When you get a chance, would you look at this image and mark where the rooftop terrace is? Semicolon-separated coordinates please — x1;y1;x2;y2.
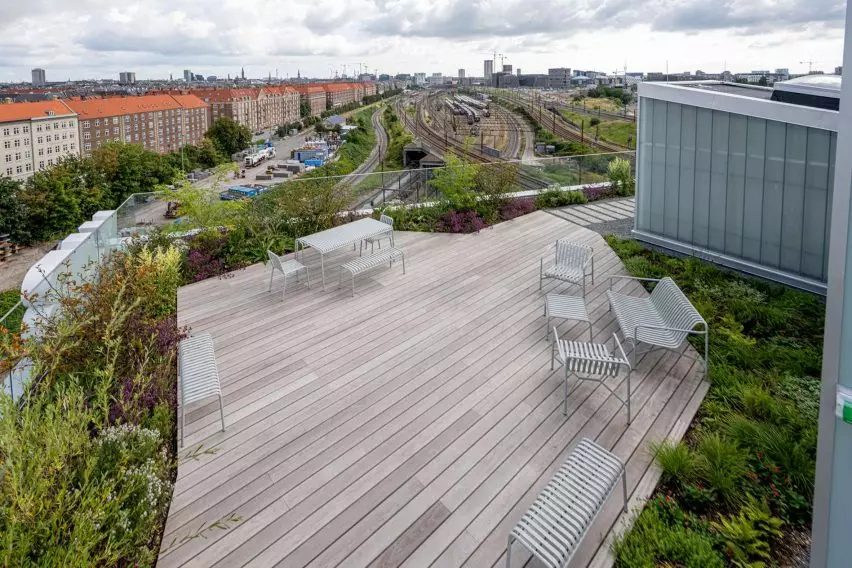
159;211;707;568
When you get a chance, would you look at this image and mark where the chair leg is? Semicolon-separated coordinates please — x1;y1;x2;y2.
282;272;287;300
402;253;406;274
180;403;185;448
506;536;513;568
626;367;632;424
622;470;628;513
351;274;355;297
564;368;569;416
218;394;226;433
268;267;274;291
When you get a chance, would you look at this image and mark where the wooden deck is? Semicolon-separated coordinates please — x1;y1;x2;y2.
160;211;708;568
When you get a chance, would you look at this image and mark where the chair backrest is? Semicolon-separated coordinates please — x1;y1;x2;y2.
555;239;591;267
650;277;706;332
267;250;284;273
379;214;394;228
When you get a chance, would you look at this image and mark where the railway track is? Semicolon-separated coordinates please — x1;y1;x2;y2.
401;94;546;192
493;95;628;153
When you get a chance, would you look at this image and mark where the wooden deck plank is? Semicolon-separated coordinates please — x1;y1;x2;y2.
160;211;707;568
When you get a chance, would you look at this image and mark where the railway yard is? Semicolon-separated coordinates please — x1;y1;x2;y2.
347;87;636;208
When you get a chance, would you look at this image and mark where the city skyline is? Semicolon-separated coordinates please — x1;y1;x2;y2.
0;0;845;82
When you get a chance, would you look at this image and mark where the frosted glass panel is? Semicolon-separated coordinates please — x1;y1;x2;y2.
635;97;835;283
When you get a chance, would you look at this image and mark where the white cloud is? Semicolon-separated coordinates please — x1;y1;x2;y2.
0;0;844;81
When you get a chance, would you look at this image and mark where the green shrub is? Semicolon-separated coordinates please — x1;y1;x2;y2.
613;500;725;568
653;440;695;485
694;433;748;504
590;117;601;127
534;189;587;209
711;497;783;568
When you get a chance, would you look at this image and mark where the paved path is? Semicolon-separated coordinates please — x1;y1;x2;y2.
546;197;635;227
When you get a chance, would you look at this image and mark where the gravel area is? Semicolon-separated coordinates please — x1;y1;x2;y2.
584;217;634;238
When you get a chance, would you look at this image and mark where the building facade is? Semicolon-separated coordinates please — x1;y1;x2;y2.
190;88;258;132
634;79;839;292
294;85;327;117
119;72;136;85
65;94;209;156
484;60;493;82
0;100;78;181
458;69;465;79
548;68;572;88
31;68;46;86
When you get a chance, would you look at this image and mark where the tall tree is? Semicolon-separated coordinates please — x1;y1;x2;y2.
205;117;252;157
300;101;311;118
0;177;28;244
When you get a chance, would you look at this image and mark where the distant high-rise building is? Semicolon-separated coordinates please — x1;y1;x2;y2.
414;73;427;85
836;66;844;75
31;68;46;86
119;72;136;85
241;67;246;80
183;69;192;82
517;68;522;76
194;74;204;82
503;64;512;74
548;68;572;88
484;60;494;81
458;69;465;79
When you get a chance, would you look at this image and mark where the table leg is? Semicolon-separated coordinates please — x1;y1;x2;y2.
321;253;326;291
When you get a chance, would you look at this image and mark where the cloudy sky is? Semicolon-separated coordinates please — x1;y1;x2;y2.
0;0;846;82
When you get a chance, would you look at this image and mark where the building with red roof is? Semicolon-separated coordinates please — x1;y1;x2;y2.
0;99;78;181
64;93;209;156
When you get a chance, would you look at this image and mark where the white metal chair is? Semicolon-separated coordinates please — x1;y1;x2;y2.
551;329;632;422
267;250;309;300
179;333;224;447
362;214;394;255
540;239;594;297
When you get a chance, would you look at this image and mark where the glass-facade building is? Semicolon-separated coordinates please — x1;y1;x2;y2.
634;81;839;293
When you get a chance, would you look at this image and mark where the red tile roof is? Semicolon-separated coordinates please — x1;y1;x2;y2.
0;100;76;123
65;94;185;119
170;94;208;109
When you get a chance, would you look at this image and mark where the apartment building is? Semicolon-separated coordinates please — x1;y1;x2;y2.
294;85;327;116
363;82;377;98
323;83;358;109
170;94;210;148
257;86;300;127
0;100;78;181
65;94;209;156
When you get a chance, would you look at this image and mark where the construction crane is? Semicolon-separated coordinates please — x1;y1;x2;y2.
800;60;827;74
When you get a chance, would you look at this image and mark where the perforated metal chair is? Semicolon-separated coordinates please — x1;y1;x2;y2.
362;214;394;255
267;250;309;300
540;239;594;297
551;329;632;422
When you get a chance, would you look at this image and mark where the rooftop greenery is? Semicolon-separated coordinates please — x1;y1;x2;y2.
607;236;824;568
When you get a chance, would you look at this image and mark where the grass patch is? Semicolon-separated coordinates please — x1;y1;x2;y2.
560;109;636;148
0;289;24;334
608;236;824;566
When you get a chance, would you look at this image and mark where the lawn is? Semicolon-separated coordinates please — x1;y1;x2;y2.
560;109;637;149
607;237;824;567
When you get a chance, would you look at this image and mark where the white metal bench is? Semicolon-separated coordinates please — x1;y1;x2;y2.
179;333;225;447
507;438;627;568
340;247;405;296
607;276;708;376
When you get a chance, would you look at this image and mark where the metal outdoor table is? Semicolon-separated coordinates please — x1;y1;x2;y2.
296;218;393;290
